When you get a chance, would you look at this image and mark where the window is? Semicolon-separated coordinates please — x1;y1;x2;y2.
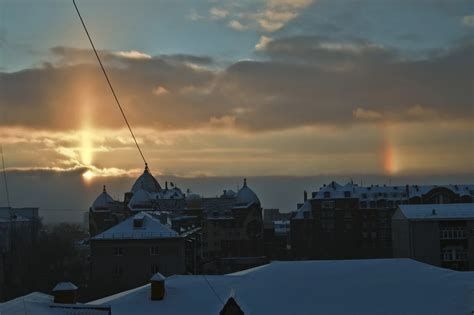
360;201;367;209
322;201;335;209
113;247;123;256
113;265;123;276
150;246;159;256
133;218;144;228
344;191;351;198
150;264;160;274
361;193;368;199
324;191;331;198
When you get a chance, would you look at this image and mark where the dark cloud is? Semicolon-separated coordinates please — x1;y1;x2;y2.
0;39;472;132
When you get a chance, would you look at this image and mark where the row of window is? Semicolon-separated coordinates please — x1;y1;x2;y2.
441;248;467;261
113;246;160;256
323;192;408;199
440;228;466;240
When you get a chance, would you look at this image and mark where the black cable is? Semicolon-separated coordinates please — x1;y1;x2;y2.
72;0;147;166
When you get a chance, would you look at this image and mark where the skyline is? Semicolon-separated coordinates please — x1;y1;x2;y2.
0;0;473;216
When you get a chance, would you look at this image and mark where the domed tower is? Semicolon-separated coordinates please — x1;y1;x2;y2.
236;178;260;206
131;164;162;194
89;186;118;236
90;185;115;212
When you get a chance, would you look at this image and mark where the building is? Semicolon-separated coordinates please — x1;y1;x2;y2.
290;182;474;260
0;207;41;301
88;165;264;275
392;203;474;271
89;211;185;298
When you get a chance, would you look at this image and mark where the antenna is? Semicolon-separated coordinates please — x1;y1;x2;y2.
72;0;148;167
1;145;11;208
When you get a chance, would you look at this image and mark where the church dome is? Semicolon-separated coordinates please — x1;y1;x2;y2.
128;188;153;210
91;186;115;212
236;179;260;206
131;164;162;194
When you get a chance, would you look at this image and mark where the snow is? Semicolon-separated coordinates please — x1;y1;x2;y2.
131;165;162;194
293;200;312;219
236;180;260;206
91;188;115;212
0;292;109;315
312;182;474;201
92;212;179;240
128;188;153;211
396;203;474;220
90;259;474;315
150;272;166;282
52;282;78;292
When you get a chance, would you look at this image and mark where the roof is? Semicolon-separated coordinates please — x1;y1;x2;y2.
52;282;78;292
293;200;312;219
91;186;115;212
0;292;110;315
236;179;260;206
92;212;180;240
312;182;474;201
395;203;474;220
128;189;154;211
131;165;162;194
90;259;474;315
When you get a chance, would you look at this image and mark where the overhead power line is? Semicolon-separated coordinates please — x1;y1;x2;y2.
72;0;147;166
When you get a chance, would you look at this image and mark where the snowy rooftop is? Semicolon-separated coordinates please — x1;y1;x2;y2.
395;203;474;220
52;282;78;292
92;212;180;240
90;259;474;315
0;292;110;315
312;181;474;200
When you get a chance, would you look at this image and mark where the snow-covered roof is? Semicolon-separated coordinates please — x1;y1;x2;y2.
92;212;180;240
52;282;78;292
293;200;313;219
128;189;154;211
236;179;260;206
395;203;474;221
131;164;162;194
150;273;166;282
90;259;474;315
91;186;115;212
0;292;110;315
312;182;474;201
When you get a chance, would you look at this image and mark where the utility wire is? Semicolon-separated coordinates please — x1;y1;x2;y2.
72;0;147;166
1;145;11;208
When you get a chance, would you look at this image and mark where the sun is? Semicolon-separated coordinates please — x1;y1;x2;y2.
82;170;95;181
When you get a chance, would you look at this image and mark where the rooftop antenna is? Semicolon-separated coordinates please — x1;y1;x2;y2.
72;0;148;169
1;145;11;208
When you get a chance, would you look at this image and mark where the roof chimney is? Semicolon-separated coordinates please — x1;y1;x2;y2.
52;282;78;304
165;181;168;190
303;190;307;202
150;272;165;300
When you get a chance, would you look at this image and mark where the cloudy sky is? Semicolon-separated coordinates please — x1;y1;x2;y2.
0;0;473;220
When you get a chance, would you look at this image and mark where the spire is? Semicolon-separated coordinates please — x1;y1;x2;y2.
103;185;106;193
243;178;247;187
145;163;149;173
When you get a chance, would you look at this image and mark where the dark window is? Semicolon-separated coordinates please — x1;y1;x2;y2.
150;246;159;255
324;191;331;198
113;265;123;276
133;218;144;228
344;191;351;198
150;264;160;274
113;247;123;256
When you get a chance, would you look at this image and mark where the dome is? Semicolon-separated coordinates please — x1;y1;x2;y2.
221;189;236;198
236;179;260;206
131;164;162;194
128;188;153;210
91;186;115;211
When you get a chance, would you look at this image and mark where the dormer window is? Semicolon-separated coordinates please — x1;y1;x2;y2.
324;192;331;198
344;191;351;198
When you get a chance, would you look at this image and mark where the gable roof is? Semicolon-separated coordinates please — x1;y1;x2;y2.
92;212;179;240
396;203;474;220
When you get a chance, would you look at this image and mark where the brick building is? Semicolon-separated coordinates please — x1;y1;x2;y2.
290;181;474;260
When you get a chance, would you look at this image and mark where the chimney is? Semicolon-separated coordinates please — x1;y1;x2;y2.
150;272;166;300
303;190;308;202
52;282;78;304
165;181;168;190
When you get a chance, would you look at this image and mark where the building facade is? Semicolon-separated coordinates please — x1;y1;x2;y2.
290;182;474;260
392;203;474;271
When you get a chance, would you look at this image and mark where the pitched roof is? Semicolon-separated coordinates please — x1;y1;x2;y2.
396;203;474;220
89;259;474;315
92;212;180;240
131;165;162;194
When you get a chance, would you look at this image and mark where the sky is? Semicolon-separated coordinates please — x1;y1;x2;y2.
0;0;473;222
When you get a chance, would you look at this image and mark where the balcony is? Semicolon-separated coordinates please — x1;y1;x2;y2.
439;228;466;240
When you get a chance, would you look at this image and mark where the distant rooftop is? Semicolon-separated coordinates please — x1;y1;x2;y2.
395;203;474;220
